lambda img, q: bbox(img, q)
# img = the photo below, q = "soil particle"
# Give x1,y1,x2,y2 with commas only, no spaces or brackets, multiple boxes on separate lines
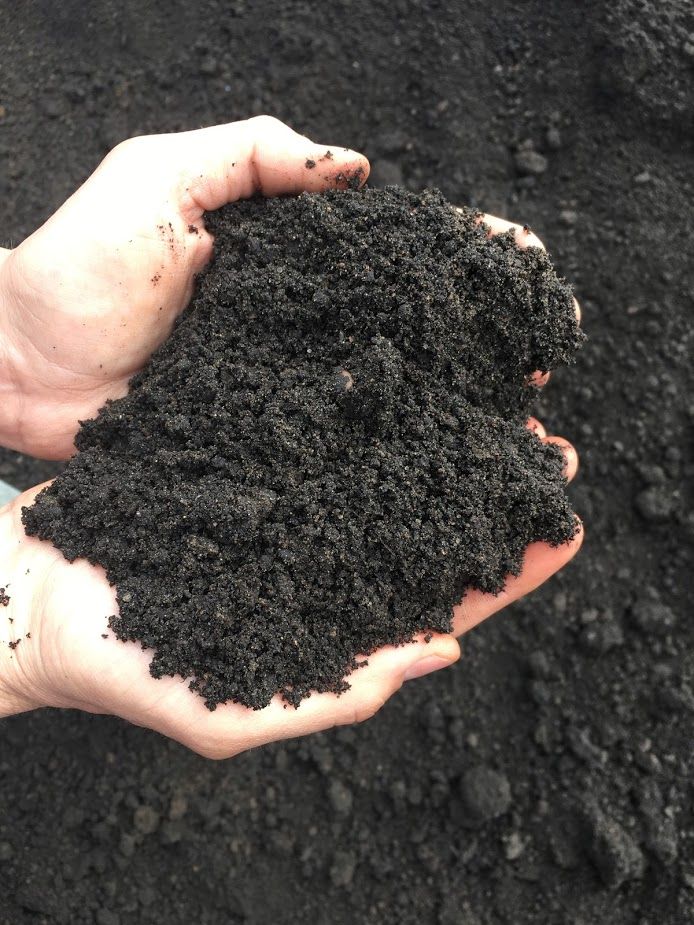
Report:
459,765,512,825
638,780,679,865
545,125,562,150
96,910,121,925
330,849,356,887
630,595,677,635
559,209,578,226
0,587,9,606
23,187,581,710
514,145,548,176
634,486,676,522
502,831,526,860
587,806,646,889
579,612,624,654
119,833,136,858
327,779,353,816
133,805,160,836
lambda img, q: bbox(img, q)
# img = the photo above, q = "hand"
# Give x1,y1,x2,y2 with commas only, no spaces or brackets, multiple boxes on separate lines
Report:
0,116,369,459
1,440,580,758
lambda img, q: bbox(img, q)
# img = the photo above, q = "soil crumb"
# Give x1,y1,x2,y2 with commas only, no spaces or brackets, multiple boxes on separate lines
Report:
22,188,583,710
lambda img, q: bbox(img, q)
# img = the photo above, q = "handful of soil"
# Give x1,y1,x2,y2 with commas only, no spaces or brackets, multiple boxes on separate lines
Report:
23,188,583,710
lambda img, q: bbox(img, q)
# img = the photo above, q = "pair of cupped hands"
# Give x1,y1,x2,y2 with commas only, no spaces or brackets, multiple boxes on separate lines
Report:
0,117,582,758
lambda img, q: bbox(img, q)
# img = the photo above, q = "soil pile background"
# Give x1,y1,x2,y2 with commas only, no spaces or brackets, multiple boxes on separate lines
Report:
22,189,580,709
1,1,693,923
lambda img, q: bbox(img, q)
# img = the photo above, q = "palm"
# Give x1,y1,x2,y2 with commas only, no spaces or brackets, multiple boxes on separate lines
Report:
0,117,369,459
3,154,203,460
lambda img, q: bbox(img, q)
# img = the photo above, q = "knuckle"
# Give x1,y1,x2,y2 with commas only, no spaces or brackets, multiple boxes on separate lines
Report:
248,114,285,134
518,228,542,249
184,729,242,761
110,134,151,160
192,741,238,761
351,689,390,725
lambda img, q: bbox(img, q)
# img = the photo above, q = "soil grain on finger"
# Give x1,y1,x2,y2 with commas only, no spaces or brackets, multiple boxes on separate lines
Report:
22,188,583,710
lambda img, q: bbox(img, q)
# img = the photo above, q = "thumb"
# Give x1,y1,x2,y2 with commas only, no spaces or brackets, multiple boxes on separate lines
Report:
348,631,462,713
172,114,370,214
234,631,462,750
89,630,462,760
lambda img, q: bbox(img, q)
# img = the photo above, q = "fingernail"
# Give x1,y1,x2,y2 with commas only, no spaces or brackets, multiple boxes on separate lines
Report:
403,655,455,682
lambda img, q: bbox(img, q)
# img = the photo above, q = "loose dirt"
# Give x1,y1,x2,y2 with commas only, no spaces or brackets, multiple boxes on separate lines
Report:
22,189,581,709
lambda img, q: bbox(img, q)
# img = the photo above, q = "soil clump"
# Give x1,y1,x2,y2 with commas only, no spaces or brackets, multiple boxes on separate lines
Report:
23,188,581,709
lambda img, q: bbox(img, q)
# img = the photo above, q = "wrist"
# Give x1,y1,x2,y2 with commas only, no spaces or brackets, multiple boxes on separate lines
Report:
0,497,45,717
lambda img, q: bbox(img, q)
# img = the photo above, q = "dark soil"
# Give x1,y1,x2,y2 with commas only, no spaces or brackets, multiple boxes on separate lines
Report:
1,1,693,924
22,189,581,709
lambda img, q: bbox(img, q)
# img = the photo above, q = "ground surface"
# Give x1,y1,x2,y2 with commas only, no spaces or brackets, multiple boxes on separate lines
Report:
0,1,693,923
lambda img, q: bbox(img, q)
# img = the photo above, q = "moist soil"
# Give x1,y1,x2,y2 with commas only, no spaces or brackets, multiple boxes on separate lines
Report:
22,189,581,710
1,2,693,924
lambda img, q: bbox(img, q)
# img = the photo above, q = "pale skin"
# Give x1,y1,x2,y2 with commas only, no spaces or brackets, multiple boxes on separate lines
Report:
0,116,583,758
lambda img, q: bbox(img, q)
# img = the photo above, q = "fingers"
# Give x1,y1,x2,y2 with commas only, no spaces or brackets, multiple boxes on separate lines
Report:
527,419,578,481
452,521,584,637
174,115,370,216
478,212,547,252
476,211,582,325
477,212,581,388
447,423,581,636
526,417,546,438
542,434,579,481
528,370,551,388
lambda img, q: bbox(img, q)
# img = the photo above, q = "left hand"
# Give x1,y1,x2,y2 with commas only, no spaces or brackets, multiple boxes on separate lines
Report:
0,116,369,459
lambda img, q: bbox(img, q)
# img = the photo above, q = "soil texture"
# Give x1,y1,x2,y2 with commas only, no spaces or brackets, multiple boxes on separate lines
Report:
1,1,693,923
23,189,581,709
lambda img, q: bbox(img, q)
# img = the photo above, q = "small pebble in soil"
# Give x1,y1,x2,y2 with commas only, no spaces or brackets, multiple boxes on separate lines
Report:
634,486,675,522
330,849,357,887
514,144,549,176
133,805,160,836
328,779,353,816
630,597,677,635
460,765,512,825
587,806,645,889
